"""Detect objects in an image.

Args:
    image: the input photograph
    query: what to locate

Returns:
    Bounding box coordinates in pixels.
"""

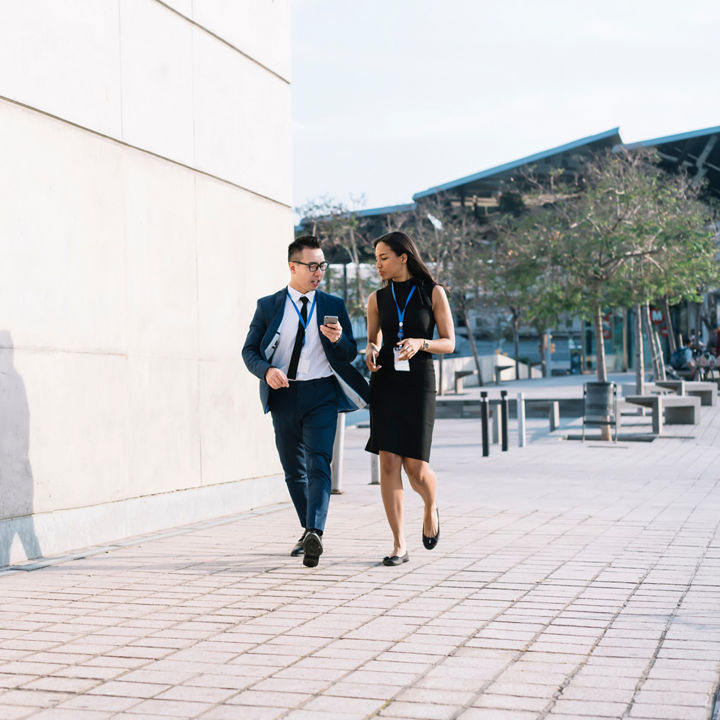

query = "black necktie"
[287,296,308,380]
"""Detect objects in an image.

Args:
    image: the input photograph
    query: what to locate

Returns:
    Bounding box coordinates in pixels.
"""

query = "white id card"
[393,346,410,372]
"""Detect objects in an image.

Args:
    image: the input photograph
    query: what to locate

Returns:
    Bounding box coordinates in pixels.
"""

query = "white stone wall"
[0,1,292,564]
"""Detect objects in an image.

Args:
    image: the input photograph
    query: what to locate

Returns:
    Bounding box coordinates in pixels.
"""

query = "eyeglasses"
[292,260,328,273]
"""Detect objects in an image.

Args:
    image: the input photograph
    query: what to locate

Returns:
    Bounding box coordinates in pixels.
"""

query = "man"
[242,236,369,567]
[670,337,697,380]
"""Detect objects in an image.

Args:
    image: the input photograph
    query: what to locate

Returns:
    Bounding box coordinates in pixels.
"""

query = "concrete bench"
[435,395,571,430]
[453,369,475,393]
[624,394,701,435]
[480,398,560,443]
[494,363,514,384]
[655,380,717,407]
[524,399,560,431]
[621,382,668,398]
[487,398,560,441]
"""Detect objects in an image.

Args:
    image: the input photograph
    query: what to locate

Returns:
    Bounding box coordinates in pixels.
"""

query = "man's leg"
[269,386,308,528]
[298,378,339,534]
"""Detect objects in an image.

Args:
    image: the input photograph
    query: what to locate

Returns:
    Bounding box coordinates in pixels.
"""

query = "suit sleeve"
[329,300,358,363]
[242,300,272,381]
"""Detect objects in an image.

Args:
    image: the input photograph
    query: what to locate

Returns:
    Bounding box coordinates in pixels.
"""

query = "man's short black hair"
[288,235,321,262]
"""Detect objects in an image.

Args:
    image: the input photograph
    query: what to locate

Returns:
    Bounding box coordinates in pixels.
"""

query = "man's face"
[289,247,326,294]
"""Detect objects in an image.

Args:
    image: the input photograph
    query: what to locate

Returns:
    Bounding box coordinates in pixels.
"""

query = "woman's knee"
[403,457,425,473]
[380,451,402,473]
[403,459,425,487]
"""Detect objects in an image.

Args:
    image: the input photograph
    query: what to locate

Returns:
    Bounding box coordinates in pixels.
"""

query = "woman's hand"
[396,338,424,361]
[365,343,382,372]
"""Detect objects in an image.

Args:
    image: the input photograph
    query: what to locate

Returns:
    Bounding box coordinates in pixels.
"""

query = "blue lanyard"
[288,291,316,345]
[391,282,416,340]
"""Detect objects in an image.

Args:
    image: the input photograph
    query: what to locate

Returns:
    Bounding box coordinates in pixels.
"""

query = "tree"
[487,203,568,378]
[518,149,717,390]
[296,195,371,316]
[411,196,489,383]
[608,151,718,390]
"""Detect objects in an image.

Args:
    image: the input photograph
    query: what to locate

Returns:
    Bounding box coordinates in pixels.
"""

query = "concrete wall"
[0,1,292,565]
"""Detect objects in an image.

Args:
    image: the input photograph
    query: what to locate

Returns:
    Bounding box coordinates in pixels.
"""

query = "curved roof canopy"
[624,125,720,198]
[310,124,720,225]
[413,128,622,201]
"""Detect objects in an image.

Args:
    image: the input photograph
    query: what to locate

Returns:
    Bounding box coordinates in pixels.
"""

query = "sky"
[292,0,720,213]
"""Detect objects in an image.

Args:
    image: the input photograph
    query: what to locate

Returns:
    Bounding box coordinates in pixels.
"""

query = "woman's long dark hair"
[373,231,436,286]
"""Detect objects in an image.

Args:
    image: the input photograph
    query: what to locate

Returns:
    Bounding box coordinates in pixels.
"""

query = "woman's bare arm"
[426,285,455,354]
[365,291,383,371]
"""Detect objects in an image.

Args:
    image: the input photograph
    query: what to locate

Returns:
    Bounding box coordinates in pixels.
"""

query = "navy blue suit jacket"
[242,288,370,414]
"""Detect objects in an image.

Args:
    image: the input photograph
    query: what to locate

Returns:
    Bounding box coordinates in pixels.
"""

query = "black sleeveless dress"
[365,278,436,462]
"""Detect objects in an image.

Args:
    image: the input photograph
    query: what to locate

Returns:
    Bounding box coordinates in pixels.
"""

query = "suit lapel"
[314,291,324,330]
[269,289,286,331]
[315,291,331,354]
[262,288,289,360]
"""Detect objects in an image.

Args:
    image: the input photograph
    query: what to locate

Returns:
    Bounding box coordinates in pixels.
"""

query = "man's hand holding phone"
[320,315,342,344]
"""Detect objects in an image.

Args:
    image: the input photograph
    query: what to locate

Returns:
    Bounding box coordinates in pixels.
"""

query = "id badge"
[393,346,410,372]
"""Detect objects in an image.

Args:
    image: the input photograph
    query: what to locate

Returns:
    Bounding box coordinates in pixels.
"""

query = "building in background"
[304,126,720,375]
[0,1,292,566]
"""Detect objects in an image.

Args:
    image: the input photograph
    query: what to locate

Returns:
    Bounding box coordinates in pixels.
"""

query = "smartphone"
[323,315,338,325]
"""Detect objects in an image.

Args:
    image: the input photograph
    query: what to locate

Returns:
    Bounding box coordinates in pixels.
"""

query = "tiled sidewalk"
[1,408,720,719]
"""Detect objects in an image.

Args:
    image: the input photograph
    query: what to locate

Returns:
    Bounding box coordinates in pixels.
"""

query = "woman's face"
[375,242,407,281]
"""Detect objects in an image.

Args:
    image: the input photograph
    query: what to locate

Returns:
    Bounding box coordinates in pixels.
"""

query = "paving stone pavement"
[2,391,720,719]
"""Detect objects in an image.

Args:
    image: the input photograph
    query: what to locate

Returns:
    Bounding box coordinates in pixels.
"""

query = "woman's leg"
[379,451,405,555]
[403,458,438,536]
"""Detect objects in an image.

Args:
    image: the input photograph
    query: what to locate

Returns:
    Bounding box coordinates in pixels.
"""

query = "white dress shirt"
[273,286,334,381]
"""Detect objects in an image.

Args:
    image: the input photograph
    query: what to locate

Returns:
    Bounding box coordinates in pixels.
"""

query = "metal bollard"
[500,390,509,452]
[480,391,489,457]
[369,453,379,485]
[331,413,346,494]
[517,392,526,447]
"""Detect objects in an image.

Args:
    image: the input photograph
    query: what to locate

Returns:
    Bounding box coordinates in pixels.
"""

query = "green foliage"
[488,205,566,333]
[526,148,717,316]
[298,149,718,369]
[499,147,718,379]
[296,195,371,317]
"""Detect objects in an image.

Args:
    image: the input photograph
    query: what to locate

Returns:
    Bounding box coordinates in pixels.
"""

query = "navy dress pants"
[269,376,339,532]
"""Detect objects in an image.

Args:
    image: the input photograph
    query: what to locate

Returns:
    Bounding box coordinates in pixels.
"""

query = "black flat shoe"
[422,508,440,550]
[382,552,409,566]
[290,530,307,557]
[302,530,323,568]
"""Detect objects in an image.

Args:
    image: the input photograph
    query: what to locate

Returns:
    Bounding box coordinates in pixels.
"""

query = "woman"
[365,231,455,566]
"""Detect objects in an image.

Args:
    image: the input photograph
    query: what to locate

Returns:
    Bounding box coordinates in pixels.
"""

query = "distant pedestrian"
[670,337,697,380]
[365,232,455,566]
[242,235,369,567]
[713,326,720,358]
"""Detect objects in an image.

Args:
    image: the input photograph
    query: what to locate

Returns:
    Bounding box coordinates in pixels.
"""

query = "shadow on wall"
[0,330,42,566]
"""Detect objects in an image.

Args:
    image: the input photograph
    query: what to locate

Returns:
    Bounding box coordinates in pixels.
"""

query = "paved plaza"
[2,377,720,719]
